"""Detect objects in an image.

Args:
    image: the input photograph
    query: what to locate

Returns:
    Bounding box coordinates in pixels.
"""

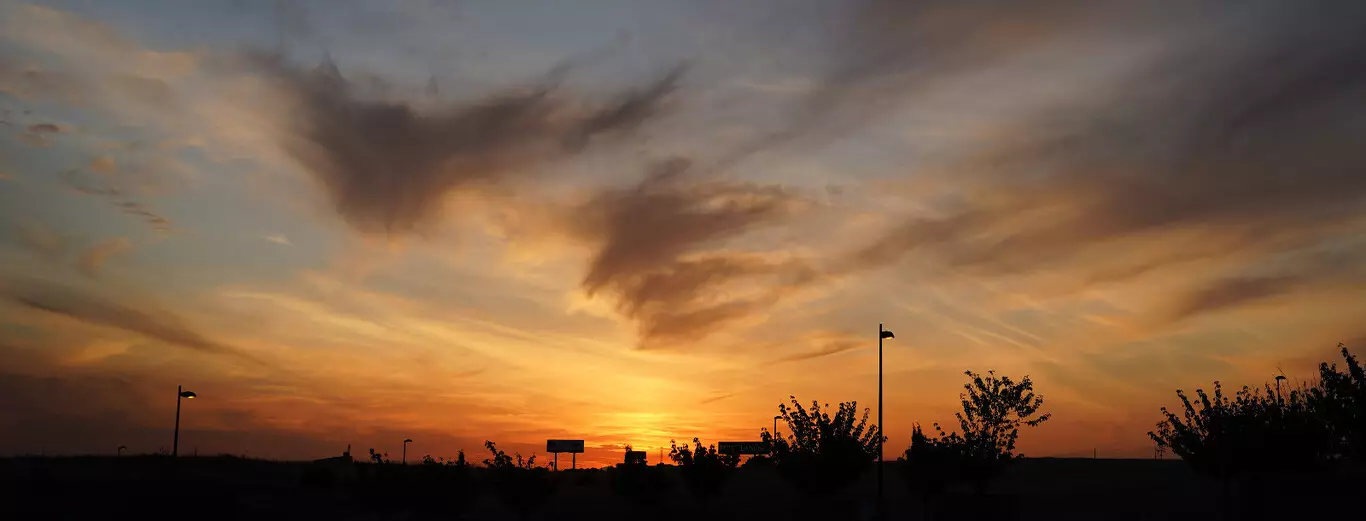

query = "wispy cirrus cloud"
[841,1,1366,323]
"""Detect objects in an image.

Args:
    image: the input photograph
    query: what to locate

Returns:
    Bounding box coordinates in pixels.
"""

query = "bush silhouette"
[609,444,672,513]
[1147,348,1366,518]
[1148,350,1363,478]
[669,437,739,504]
[482,441,554,518]
[409,450,476,517]
[759,396,883,500]
[1310,345,1366,466]
[898,424,965,500]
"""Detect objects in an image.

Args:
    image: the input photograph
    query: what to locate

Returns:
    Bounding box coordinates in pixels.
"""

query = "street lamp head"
[1275,375,1287,381]
[179,391,197,399]
[881,330,895,339]
[404,438,413,443]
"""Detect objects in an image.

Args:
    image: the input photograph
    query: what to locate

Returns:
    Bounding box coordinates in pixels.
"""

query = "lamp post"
[877,324,895,509]
[1275,375,1287,401]
[403,438,413,465]
[773,415,781,439]
[173,385,197,457]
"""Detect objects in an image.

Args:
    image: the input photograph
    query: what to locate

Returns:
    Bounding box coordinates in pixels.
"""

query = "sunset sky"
[2,0,1364,467]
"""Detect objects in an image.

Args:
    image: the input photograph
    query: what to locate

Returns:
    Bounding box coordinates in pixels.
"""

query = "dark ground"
[1,456,1359,520]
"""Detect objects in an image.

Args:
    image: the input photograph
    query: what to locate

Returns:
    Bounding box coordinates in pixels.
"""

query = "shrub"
[898,424,964,500]
[1150,381,1336,478]
[1310,345,1366,466]
[609,444,672,512]
[899,370,1050,500]
[669,437,739,503]
[483,441,554,518]
[759,396,883,498]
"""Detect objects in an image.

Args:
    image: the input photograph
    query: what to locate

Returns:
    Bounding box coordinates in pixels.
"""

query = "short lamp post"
[173,385,197,457]
[403,438,413,465]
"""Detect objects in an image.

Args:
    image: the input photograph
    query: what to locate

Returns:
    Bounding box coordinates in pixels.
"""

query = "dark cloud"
[18,122,65,146]
[0,278,256,362]
[113,201,174,233]
[573,158,812,344]
[775,339,861,363]
[58,170,176,233]
[845,2,1366,314]
[246,52,685,235]
[1168,275,1305,322]
[1166,246,1366,322]
[699,393,734,405]
[25,123,61,134]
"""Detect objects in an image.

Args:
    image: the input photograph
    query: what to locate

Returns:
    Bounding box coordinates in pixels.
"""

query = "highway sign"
[718,441,768,455]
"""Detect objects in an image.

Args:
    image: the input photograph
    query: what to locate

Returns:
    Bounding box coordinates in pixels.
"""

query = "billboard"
[546,439,585,453]
[717,441,768,455]
[624,451,648,465]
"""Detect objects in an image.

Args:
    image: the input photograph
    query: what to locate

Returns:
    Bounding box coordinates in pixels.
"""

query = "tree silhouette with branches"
[759,396,883,519]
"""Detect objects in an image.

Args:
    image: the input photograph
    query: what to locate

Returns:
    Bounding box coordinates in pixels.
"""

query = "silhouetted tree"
[1148,349,1363,519]
[1310,345,1366,466]
[1150,381,1336,480]
[483,441,554,519]
[366,448,389,464]
[927,370,1051,494]
[669,437,739,505]
[759,395,882,518]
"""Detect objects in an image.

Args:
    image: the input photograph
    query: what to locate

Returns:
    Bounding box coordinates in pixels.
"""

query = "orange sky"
[2,1,1364,468]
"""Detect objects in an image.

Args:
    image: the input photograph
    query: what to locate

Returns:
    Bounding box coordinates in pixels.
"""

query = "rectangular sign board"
[718,441,768,455]
[546,439,585,453]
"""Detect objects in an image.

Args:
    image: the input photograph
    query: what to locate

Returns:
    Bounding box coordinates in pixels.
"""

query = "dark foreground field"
[1,456,1358,520]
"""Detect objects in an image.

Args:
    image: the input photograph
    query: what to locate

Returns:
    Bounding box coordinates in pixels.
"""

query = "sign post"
[546,439,585,470]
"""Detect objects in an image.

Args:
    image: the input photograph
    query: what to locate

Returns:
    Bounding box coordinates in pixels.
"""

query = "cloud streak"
[0,278,256,362]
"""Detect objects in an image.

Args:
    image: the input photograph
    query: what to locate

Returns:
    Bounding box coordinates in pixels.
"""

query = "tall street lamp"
[173,385,197,457]
[877,324,895,507]
[403,438,413,465]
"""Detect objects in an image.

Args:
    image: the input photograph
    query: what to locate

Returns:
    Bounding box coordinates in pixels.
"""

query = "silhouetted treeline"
[1150,345,1365,474]
[4,355,1363,520]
